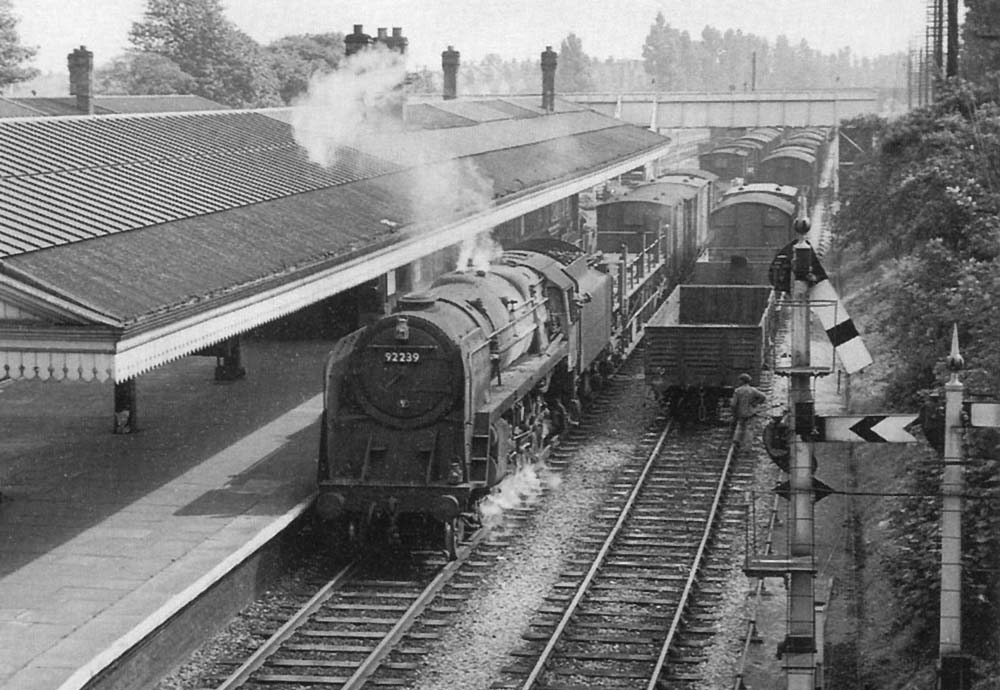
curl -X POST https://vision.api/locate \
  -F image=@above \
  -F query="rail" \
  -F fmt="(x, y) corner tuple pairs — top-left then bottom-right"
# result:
(518, 419), (675, 689)
(212, 561), (359, 690)
(212, 526), (492, 689)
(646, 437), (740, 689)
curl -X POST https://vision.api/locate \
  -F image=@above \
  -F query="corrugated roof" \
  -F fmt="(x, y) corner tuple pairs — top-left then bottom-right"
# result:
(2, 111), (667, 326)
(0, 108), (638, 258)
(0, 112), (404, 255)
(7, 97), (116, 116)
(400, 96), (579, 129)
(424, 99), (514, 122)
(0, 98), (49, 118)
(352, 110), (622, 168)
(92, 95), (230, 113)
(400, 103), (476, 129)
(476, 99), (545, 118)
(0, 95), (228, 118)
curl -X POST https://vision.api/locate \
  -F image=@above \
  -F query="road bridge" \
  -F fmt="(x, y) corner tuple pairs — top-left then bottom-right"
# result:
(571, 90), (879, 128)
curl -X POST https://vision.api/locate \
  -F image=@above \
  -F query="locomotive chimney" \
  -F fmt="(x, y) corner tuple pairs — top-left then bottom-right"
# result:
(67, 45), (94, 115)
(442, 46), (460, 100)
(345, 24), (371, 57)
(541, 45), (557, 112)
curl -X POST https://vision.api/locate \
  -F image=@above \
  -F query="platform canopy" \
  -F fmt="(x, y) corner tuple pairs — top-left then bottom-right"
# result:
(0, 97), (672, 382)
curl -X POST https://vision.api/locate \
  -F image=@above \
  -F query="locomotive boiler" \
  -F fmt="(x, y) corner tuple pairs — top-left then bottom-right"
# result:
(315, 240), (613, 557)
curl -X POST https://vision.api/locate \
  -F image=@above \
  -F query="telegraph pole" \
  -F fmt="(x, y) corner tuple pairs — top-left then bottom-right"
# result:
(946, 0), (959, 77)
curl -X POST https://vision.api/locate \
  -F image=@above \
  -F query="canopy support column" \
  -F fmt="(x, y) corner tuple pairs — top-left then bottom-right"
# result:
(113, 378), (137, 434)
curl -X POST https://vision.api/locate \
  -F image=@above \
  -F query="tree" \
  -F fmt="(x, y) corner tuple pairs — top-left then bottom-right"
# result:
(0, 0), (38, 92)
(836, 82), (1000, 675)
(642, 12), (682, 91)
(129, 0), (280, 107)
(266, 33), (343, 104)
(557, 33), (594, 92)
(95, 52), (196, 95)
(963, 0), (1000, 85)
(837, 83), (1000, 401)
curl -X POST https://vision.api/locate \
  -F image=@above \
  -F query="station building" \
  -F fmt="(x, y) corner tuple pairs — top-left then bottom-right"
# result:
(0, 28), (674, 432)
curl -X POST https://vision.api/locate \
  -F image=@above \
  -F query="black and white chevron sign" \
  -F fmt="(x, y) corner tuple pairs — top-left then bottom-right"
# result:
(815, 414), (919, 443)
(773, 242), (873, 375)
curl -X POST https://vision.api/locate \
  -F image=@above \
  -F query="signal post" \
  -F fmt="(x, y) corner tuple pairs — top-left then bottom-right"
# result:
(753, 228), (985, 689)
(784, 227), (818, 689)
(939, 327), (969, 689)
(750, 218), (874, 689)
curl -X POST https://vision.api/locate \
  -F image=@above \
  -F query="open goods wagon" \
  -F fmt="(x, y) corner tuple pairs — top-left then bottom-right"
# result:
(644, 284), (776, 421)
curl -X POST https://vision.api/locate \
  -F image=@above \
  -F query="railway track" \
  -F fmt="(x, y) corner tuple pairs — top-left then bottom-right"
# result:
(203, 359), (645, 690)
(493, 408), (759, 689)
(208, 548), (468, 689)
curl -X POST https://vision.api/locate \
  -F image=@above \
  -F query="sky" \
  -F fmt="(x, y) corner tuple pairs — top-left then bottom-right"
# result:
(14, 0), (927, 75)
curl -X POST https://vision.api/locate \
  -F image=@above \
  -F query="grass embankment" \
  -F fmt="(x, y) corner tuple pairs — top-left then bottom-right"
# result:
(818, 243), (941, 689)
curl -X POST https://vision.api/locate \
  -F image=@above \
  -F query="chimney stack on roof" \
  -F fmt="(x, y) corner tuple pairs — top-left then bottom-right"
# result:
(376, 26), (408, 54)
(442, 46), (460, 100)
(541, 46), (557, 112)
(345, 24), (372, 57)
(67, 45), (94, 115)
(347, 24), (408, 121)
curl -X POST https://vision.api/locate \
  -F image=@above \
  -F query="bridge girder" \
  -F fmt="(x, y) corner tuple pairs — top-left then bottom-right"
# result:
(573, 91), (879, 128)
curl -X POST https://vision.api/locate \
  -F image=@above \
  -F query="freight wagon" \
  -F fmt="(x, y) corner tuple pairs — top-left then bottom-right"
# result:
(644, 284), (776, 421)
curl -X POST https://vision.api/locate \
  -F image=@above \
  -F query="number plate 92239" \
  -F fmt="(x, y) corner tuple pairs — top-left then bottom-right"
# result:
(384, 350), (421, 364)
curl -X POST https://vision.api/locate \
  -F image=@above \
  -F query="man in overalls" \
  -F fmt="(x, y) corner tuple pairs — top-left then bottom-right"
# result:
(731, 372), (766, 454)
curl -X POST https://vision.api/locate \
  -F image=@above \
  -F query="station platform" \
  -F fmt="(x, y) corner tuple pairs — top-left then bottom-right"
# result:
(0, 337), (334, 690)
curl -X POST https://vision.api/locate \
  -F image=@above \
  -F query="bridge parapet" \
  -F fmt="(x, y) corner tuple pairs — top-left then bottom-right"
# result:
(572, 90), (879, 128)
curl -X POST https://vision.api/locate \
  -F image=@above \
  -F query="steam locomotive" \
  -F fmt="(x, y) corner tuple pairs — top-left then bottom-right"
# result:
(315, 239), (615, 558)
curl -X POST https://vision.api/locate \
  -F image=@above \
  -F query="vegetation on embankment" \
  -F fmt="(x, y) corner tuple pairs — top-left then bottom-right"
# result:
(832, 79), (1000, 688)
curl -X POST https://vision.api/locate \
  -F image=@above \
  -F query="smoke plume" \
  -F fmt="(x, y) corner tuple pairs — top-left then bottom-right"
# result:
(457, 231), (505, 271)
(291, 46), (497, 231)
(291, 47), (408, 167)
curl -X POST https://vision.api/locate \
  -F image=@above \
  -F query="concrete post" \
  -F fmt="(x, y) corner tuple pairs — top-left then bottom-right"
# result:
(939, 325), (965, 687)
